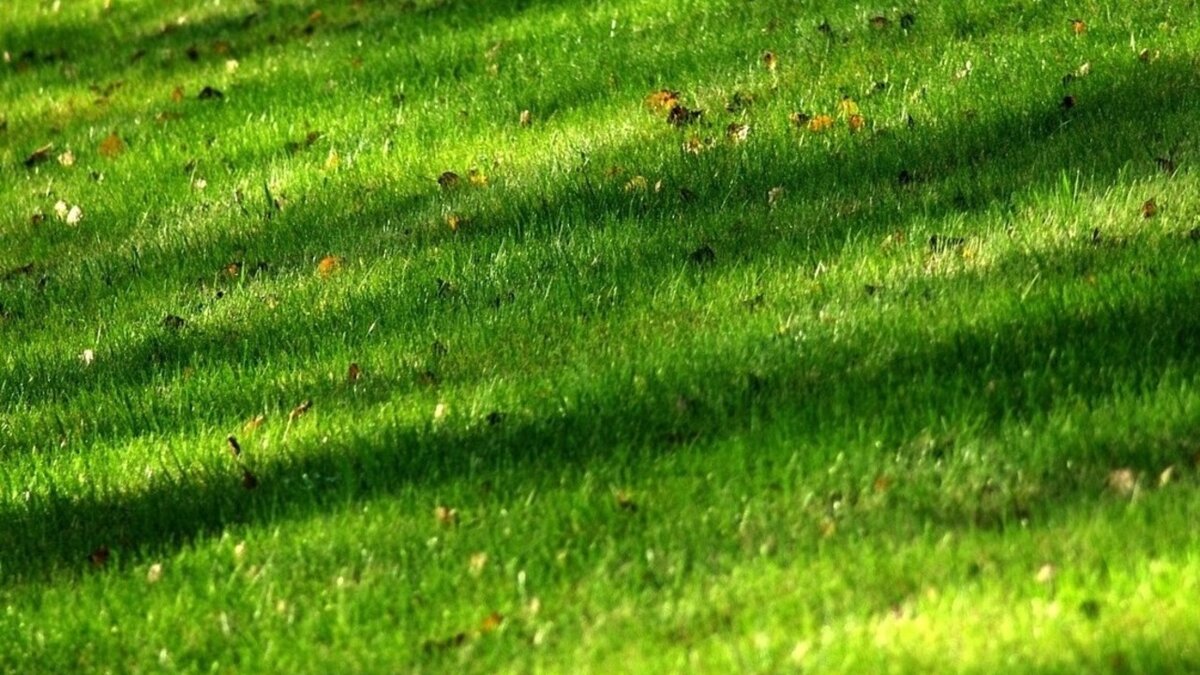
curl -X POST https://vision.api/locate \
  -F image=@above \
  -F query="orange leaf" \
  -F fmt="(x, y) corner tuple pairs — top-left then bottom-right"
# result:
(848, 114), (865, 132)
(807, 115), (834, 133)
(317, 255), (342, 278)
(480, 612), (504, 634)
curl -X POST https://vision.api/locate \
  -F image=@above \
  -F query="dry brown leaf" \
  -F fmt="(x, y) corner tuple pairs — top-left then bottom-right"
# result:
(226, 434), (242, 458)
(289, 399), (313, 422)
(89, 546), (111, 568)
(244, 414), (266, 431)
(1071, 19), (1087, 35)
(726, 122), (749, 143)
(848, 114), (865, 132)
(1141, 198), (1157, 219)
(467, 168), (488, 187)
(23, 143), (54, 168)
(761, 50), (777, 72)
(347, 362), (362, 382)
(437, 171), (460, 189)
(479, 612), (504, 634)
(667, 104), (703, 126)
(99, 132), (125, 158)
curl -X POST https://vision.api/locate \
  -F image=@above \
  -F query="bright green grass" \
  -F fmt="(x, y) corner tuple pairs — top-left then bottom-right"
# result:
(3, 0), (1200, 671)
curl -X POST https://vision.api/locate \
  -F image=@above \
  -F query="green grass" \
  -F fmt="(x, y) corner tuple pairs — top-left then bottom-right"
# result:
(3, 0), (1200, 670)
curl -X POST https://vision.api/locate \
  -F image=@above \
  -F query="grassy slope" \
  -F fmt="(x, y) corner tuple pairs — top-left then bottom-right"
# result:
(2, 0), (1200, 671)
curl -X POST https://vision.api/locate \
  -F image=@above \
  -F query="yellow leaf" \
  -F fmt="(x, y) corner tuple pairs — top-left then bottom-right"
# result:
(645, 89), (680, 112)
(838, 97), (859, 117)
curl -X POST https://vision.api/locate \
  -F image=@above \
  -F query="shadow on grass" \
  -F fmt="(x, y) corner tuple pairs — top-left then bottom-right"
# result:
(3, 56), (1195, 418)
(3, 229), (1200, 584)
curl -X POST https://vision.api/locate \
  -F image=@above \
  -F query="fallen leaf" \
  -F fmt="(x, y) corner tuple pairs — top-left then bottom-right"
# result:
(89, 546), (111, 568)
(1141, 198), (1157, 219)
(767, 186), (784, 207)
(1107, 468), (1137, 497)
(761, 50), (777, 72)
(519, 109), (532, 127)
(839, 97), (860, 117)
(667, 104), (702, 126)
(467, 168), (488, 187)
(289, 399), (312, 421)
(1035, 563), (1056, 584)
(317, 255), (343, 278)
(54, 200), (70, 220)
(81, 349), (95, 365)
(65, 205), (84, 225)
(57, 150), (75, 166)
(848, 114), (865, 132)
(437, 171), (460, 189)
(869, 15), (891, 29)
(807, 115), (834, 133)
(1071, 19), (1087, 35)
(445, 213), (465, 231)
(435, 505), (459, 526)
(624, 175), (649, 192)
(147, 563), (163, 584)
(324, 148), (340, 170)
(226, 434), (242, 458)
(645, 89), (680, 112)
(225, 58), (239, 74)
(244, 414), (266, 431)
(23, 143), (54, 168)
(726, 122), (750, 143)
(347, 362), (362, 382)
(479, 612), (504, 634)
(788, 111), (812, 128)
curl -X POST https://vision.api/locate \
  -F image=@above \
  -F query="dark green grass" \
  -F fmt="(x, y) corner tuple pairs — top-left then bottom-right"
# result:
(3, 0), (1200, 671)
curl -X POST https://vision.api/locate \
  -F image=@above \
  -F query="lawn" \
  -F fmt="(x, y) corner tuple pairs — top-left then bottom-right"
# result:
(2, 0), (1200, 671)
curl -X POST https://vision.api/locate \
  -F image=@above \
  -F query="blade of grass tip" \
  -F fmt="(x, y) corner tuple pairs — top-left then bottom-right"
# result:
(1020, 271), (1041, 303)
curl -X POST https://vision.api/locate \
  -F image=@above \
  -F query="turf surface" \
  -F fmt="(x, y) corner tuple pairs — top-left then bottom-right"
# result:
(2, 0), (1200, 671)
